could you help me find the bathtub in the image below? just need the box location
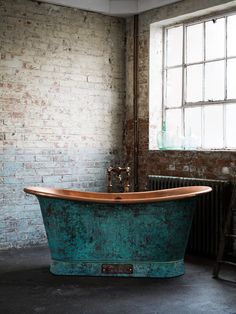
[24,186,211,278]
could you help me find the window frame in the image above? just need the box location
[162,11,236,150]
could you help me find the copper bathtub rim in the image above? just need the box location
[24,186,212,204]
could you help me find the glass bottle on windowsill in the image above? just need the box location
[158,123,184,150]
[157,121,167,150]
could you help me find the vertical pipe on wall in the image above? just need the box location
[133,15,139,191]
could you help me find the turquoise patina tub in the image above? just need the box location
[24,186,211,278]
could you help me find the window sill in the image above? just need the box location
[149,148,236,152]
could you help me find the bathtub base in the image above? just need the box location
[50,259,185,278]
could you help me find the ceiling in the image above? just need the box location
[39,0,182,16]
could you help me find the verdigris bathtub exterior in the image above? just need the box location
[37,196,196,278]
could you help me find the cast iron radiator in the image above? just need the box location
[148,175,232,257]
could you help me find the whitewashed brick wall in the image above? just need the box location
[0,0,125,248]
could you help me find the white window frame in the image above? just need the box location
[149,6,236,151]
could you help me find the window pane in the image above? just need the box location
[186,64,203,102]
[227,58,236,99]
[205,61,224,101]
[186,23,203,63]
[166,26,183,66]
[166,67,182,107]
[185,107,202,148]
[227,15,236,57]
[205,18,225,60]
[165,109,182,148]
[203,105,223,148]
[226,104,236,148]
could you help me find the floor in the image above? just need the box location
[0,247,235,314]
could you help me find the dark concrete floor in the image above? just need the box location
[0,247,235,314]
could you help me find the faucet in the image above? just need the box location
[107,166,131,193]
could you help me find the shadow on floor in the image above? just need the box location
[0,247,235,314]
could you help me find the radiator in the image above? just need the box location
[148,175,232,257]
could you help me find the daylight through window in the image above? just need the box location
[160,12,236,150]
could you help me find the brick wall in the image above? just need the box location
[125,0,236,191]
[2,0,236,250]
[0,0,125,248]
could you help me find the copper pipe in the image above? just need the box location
[133,15,139,192]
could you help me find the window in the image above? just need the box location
[159,12,236,150]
